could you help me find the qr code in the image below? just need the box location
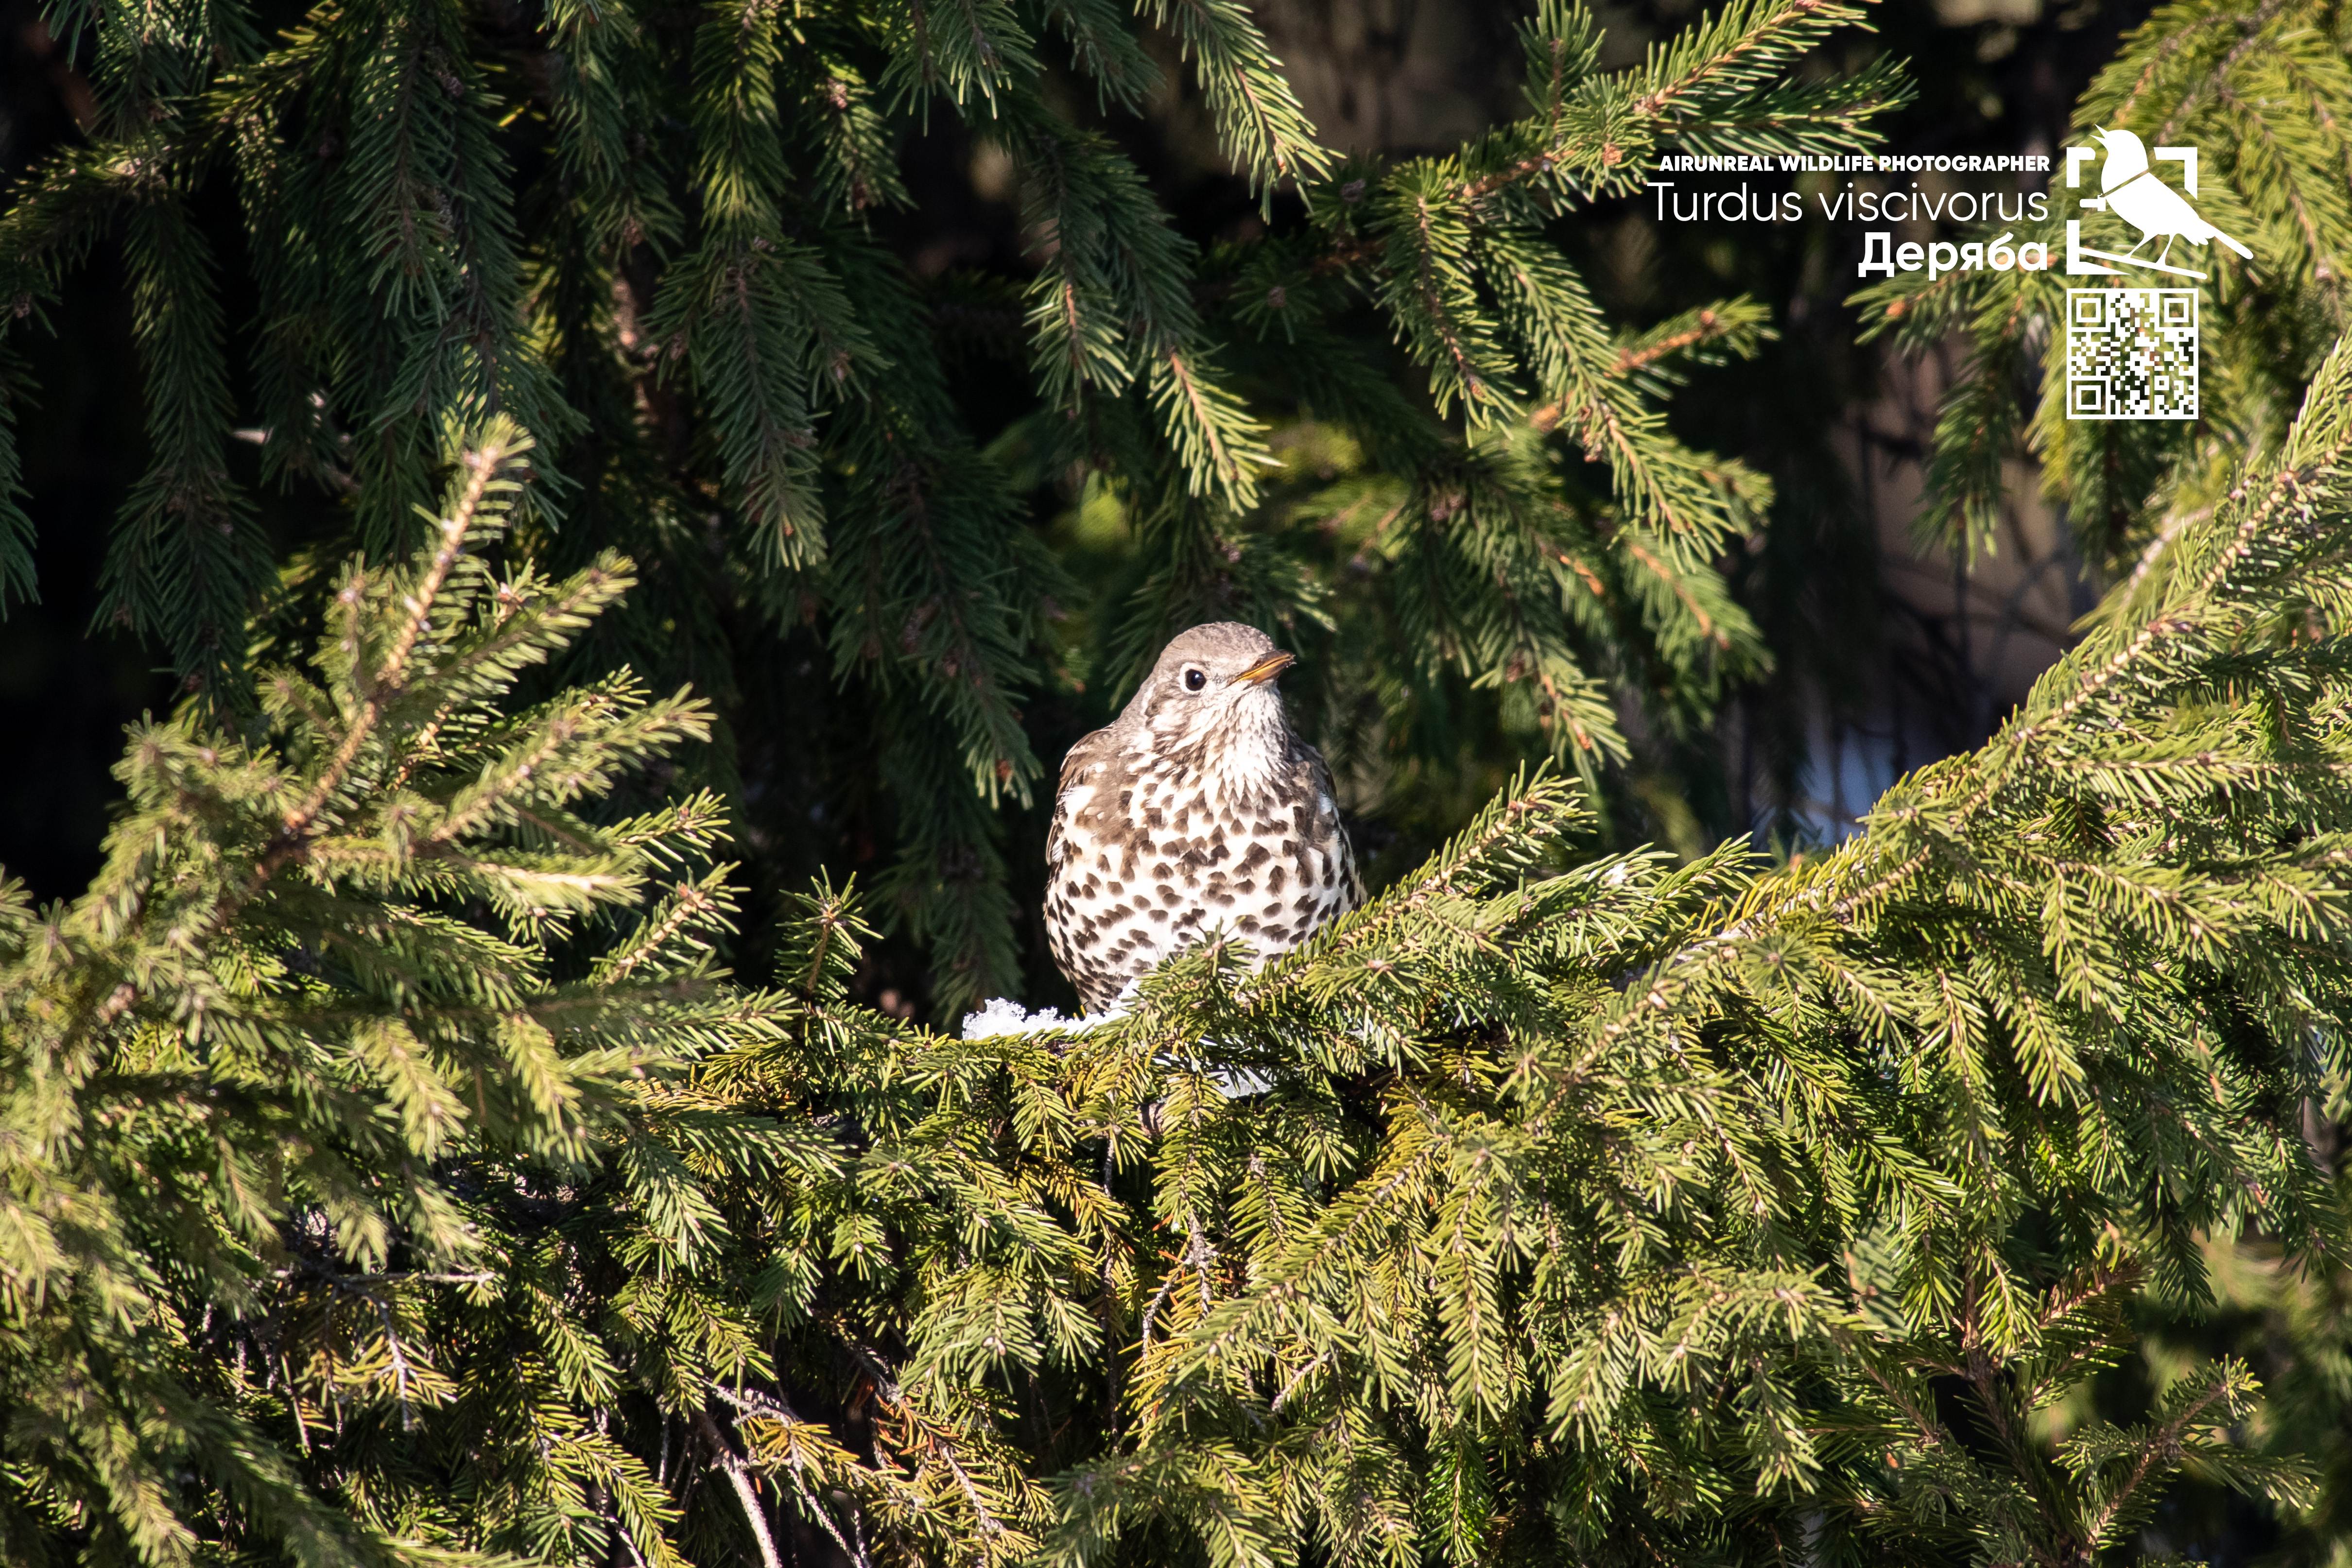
[2065,289,2198,420]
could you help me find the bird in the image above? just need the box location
[1044,622,1361,1014]
[2091,126,2251,269]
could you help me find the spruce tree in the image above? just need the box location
[9,351,2352,1561]
[1860,0,2352,575]
[0,0,1902,1012]
[1860,7,2352,1559]
[12,0,2352,1564]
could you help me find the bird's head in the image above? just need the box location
[2092,126,2149,180]
[1125,621,1298,785]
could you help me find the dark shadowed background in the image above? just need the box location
[0,0,2144,917]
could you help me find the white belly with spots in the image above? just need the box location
[1046,764,1356,1009]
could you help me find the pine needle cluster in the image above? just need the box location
[1858,0,2352,573]
[1853,17,2352,1529]
[0,0,1905,1009]
[12,1,2352,1562]
[11,340,2352,1562]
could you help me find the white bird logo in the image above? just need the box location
[2090,127,2251,270]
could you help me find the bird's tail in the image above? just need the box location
[2211,225,2253,258]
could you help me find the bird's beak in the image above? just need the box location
[1234,650,1296,685]
[2092,127,2109,145]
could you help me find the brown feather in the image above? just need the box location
[1044,624,1357,1012]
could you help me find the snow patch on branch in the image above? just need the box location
[960,997,1123,1039]
[958,996,1272,1097]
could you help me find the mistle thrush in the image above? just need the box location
[1045,622,1361,1012]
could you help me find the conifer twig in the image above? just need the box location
[696,1409,786,1568]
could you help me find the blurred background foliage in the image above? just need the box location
[18,1,2352,1558]
[0,0,2136,999]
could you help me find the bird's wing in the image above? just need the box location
[1297,742,1366,910]
[2113,181,2255,257]
[2109,183,2174,234]
[2192,215,2255,257]
[2145,183,2205,232]
[1047,725,1118,869]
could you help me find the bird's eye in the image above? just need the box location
[1183,667,1207,692]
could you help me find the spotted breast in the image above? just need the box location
[1045,622,1360,1013]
